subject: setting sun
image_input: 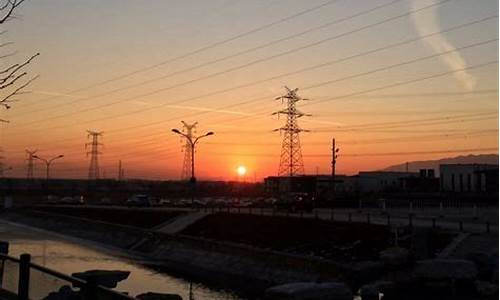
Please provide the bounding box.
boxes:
[237,166,247,176]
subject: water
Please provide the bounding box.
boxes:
[0,220,242,299]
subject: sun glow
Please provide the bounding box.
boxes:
[236,165,247,176]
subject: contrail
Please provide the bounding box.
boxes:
[411,0,476,90]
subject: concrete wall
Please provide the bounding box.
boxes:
[440,164,498,193]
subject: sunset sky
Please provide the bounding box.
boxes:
[0,0,497,181]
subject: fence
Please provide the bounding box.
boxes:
[0,253,136,300]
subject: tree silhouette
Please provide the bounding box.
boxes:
[0,0,38,109]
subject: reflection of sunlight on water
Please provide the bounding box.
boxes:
[1,222,242,299]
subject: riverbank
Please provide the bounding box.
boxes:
[0,220,239,299]
[0,209,353,297]
[2,207,496,299]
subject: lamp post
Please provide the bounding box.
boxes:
[33,155,64,180]
[331,138,339,204]
[172,129,214,209]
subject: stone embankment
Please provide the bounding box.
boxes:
[2,208,498,300]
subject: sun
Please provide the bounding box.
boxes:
[236,165,247,176]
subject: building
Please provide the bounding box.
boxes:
[357,171,418,193]
[400,169,440,193]
[440,164,498,193]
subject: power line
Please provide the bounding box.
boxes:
[9,0,456,129]
[11,29,497,139]
[12,0,340,111]
[12,0,403,118]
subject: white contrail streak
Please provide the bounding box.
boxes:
[411,0,476,90]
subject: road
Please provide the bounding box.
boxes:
[34,204,498,234]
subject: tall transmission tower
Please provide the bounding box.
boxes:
[26,149,37,179]
[86,130,103,180]
[273,86,310,177]
[180,121,197,180]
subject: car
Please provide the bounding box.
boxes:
[158,198,172,206]
[126,194,151,207]
[99,197,112,205]
[59,196,84,205]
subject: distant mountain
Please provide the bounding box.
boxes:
[382,154,499,174]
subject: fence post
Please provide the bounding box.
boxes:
[439,201,443,218]
[0,241,8,288]
[432,218,436,229]
[83,277,98,300]
[366,213,371,224]
[408,214,413,228]
[387,215,390,226]
[18,253,31,300]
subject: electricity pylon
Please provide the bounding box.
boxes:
[273,86,310,177]
[26,149,37,179]
[86,130,103,180]
[180,121,197,180]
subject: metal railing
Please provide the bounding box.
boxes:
[0,252,136,300]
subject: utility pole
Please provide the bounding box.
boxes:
[180,121,197,180]
[273,86,310,177]
[26,149,37,179]
[118,160,124,181]
[86,130,103,180]
[172,124,214,209]
[0,149,10,178]
[33,154,64,180]
[331,138,339,202]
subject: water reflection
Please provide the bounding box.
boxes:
[0,221,241,299]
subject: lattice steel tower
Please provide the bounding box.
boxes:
[180,121,197,180]
[86,130,103,180]
[273,86,310,177]
[26,149,37,179]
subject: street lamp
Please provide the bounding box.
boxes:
[172,128,214,208]
[33,154,64,180]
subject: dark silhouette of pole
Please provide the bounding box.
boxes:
[172,128,214,208]
[33,155,64,180]
[331,138,339,203]
[33,154,63,200]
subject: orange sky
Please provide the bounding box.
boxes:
[0,0,497,181]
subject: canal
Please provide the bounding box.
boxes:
[0,220,242,299]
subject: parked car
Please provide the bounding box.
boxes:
[99,197,112,205]
[59,196,84,205]
[274,193,313,213]
[126,194,151,207]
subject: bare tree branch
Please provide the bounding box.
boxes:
[0,74,38,108]
[0,0,25,24]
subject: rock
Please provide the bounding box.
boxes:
[466,252,497,281]
[350,261,384,284]
[475,281,498,298]
[359,284,378,300]
[264,282,352,300]
[42,285,80,300]
[379,247,409,268]
[414,259,477,281]
[72,269,130,288]
[371,281,397,300]
[136,292,183,300]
